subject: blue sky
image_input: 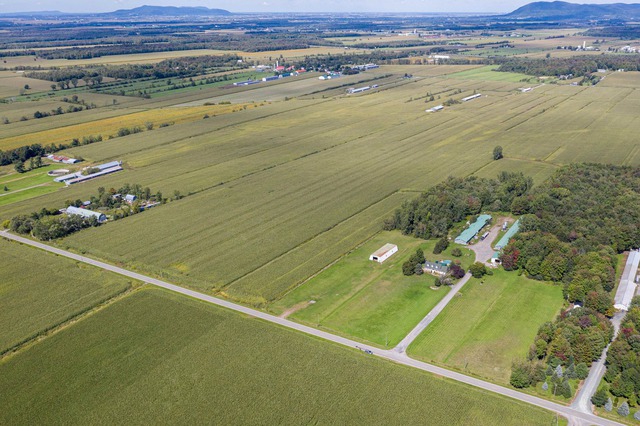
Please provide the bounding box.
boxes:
[0,0,636,14]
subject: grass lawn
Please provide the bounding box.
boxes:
[408,269,564,383]
[0,239,133,354]
[272,231,474,347]
[0,169,65,207]
[0,287,558,425]
[0,164,61,190]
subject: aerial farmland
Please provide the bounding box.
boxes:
[2,4,640,425]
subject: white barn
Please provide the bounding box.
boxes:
[66,206,107,223]
[614,250,640,311]
[369,244,398,263]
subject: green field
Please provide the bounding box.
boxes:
[449,65,537,82]
[273,231,475,347]
[0,165,65,206]
[408,270,564,383]
[0,287,558,425]
[0,238,134,354]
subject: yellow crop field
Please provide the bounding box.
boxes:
[0,103,257,150]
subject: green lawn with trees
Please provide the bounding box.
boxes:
[0,287,559,425]
[408,269,563,383]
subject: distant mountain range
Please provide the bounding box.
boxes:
[107,5,231,17]
[0,5,231,18]
[507,1,640,20]
[0,2,638,20]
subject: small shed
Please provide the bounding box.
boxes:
[370,244,398,263]
[125,194,137,204]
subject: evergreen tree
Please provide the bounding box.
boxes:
[576,362,589,380]
[605,398,613,412]
[591,388,608,407]
[618,401,630,417]
[433,237,449,254]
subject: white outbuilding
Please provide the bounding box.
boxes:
[369,244,398,263]
[65,206,107,223]
[614,250,640,311]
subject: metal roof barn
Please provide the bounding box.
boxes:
[455,214,492,245]
[495,219,521,250]
[66,206,107,223]
[614,250,640,311]
[369,243,398,263]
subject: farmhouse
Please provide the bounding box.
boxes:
[494,219,520,250]
[614,250,640,311]
[125,194,137,204]
[455,214,492,245]
[423,260,451,275]
[65,206,107,223]
[369,243,398,263]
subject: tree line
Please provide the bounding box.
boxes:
[496,55,640,77]
[384,172,533,239]
[25,54,245,83]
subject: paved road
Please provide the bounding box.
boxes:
[572,311,625,416]
[1,230,623,426]
[394,272,472,353]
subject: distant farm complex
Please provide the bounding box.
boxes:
[53,161,122,185]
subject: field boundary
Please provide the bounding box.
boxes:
[0,283,139,361]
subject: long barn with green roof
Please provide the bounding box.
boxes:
[454,214,492,245]
[495,219,521,250]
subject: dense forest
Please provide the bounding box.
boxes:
[510,308,612,394]
[497,55,640,77]
[509,163,640,253]
[384,172,533,239]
